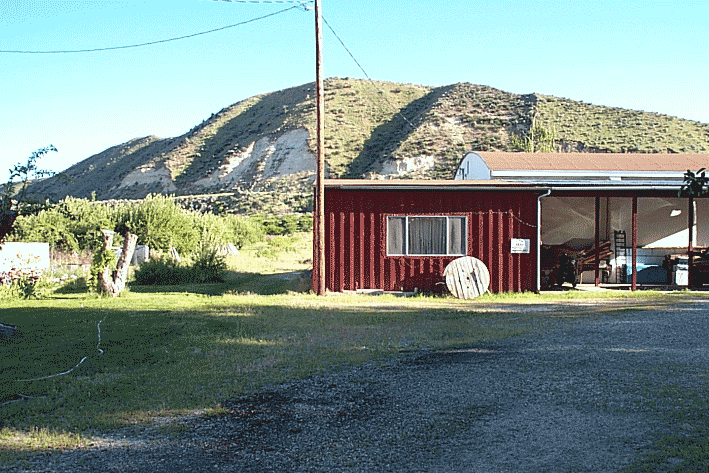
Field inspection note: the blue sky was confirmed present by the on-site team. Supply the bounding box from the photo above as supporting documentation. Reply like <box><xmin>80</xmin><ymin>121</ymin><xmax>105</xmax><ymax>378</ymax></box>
<box><xmin>1</xmin><ymin>0</ymin><xmax>708</xmax><ymax>176</ymax></box>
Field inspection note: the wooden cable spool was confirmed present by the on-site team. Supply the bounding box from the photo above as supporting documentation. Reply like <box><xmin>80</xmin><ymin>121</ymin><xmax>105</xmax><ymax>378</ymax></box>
<box><xmin>443</xmin><ymin>256</ymin><xmax>490</xmax><ymax>299</ymax></box>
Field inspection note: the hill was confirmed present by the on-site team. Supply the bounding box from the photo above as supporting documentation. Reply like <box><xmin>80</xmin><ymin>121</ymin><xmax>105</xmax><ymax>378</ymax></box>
<box><xmin>28</xmin><ymin>78</ymin><xmax>709</xmax><ymax>211</ymax></box>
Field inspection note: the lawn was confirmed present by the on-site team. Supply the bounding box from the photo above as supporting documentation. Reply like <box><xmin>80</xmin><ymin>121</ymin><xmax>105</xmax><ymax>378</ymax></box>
<box><xmin>0</xmin><ymin>233</ymin><xmax>702</xmax><ymax>467</ymax></box>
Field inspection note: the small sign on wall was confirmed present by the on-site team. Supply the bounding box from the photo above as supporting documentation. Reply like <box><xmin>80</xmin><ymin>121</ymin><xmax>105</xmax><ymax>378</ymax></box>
<box><xmin>510</xmin><ymin>238</ymin><xmax>530</xmax><ymax>254</ymax></box>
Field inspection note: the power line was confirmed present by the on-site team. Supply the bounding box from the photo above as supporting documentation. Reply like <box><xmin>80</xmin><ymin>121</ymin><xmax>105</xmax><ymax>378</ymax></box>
<box><xmin>322</xmin><ymin>16</ymin><xmax>419</xmax><ymax>131</ymax></box>
<box><xmin>0</xmin><ymin>5</ymin><xmax>306</xmax><ymax>54</ymax></box>
<box><xmin>216</xmin><ymin>0</ymin><xmax>312</xmax><ymax>4</ymax></box>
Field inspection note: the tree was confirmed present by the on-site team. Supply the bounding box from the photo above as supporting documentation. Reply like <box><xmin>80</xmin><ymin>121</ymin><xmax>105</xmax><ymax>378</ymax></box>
<box><xmin>115</xmin><ymin>194</ymin><xmax>198</xmax><ymax>254</ymax></box>
<box><xmin>679</xmin><ymin>168</ymin><xmax>709</xmax><ymax>198</ymax></box>
<box><xmin>93</xmin><ymin>229</ymin><xmax>137</xmax><ymax>297</ymax></box>
<box><xmin>0</xmin><ymin>146</ymin><xmax>57</xmax><ymax>338</ymax></box>
<box><xmin>0</xmin><ymin>145</ymin><xmax>57</xmax><ymax>243</ymax></box>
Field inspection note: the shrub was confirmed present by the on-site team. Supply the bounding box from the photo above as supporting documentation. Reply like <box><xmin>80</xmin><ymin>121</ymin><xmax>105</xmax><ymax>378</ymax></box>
<box><xmin>229</xmin><ymin>215</ymin><xmax>264</xmax><ymax>249</ymax></box>
<box><xmin>116</xmin><ymin>194</ymin><xmax>198</xmax><ymax>254</ymax></box>
<box><xmin>0</xmin><ymin>274</ymin><xmax>53</xmax><ymax>299</ymax></box>
<box><xmin>254</xmin><ymin>213</ymin><xmax>312</xmax><ymax>236</ymax></box>
<box><xmin>192</xmin><ymin>243</ymin><xmax>227</xmax><ymax>283</ymax></box>
<box><xmin>133</xmin><ymin>256</ymin><xmax>195</xmax><ymax>286</ymax></box>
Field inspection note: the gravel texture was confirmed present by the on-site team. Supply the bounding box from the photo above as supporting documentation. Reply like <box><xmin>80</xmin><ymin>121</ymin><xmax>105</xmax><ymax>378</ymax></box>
<box><xmin>8</xmin><ymin>299</ymin><xmax>709</xmax><ymax>472</ymax></box>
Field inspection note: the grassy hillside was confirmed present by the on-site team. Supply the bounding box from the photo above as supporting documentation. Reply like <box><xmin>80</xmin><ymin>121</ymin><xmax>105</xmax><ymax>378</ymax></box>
<box><xmin>535</xmin><ymin>95</ymin><xmax>709</xmax><ymax>153</ymax></box>
<box><xmin>386</xmin><ymin>83</ymin><xmax>534</xmax><ymax>179</ymax></box>
<box><xmin>27</xmin><ymin>78</ymin><xmax>709</xmax><ymax>207</ymax></box>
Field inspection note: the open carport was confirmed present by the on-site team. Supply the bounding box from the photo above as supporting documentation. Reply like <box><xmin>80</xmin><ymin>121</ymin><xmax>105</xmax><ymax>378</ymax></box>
<box><xmin>457</xmin><ymin>151</ymin><xmax>709</xmax><ymax>290</ymax></box>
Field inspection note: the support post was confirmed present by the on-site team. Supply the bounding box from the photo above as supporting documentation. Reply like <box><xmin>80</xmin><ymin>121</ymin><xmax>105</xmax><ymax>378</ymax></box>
<box><xmin>314</xmin><ymin>0</ymin><xmax>326</xmax><ymax>295</ymax></box>
<box><xmin>631</xmin><ymin>196</ymin><xmax>638</xmax><ymax>291</ymax></box>
<box><xmin>689</xmin><ymin>196</ymin><xmax>695</xmax><ymax>287</ymax></box>
<box><xmin>536</xmin><ymin>189</ymin><xmax>551</xmax><ymax>293</ymax></box>
<box><xmin>594</xmin><ymin>196</ymin><xmax>600</xmax><ymax>286</ymax></box>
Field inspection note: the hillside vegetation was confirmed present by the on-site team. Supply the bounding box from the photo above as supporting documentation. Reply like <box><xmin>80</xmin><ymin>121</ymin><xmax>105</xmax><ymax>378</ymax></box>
<box><xmin>28</xmin><ymin>78</ymin><xmax>709</xmax><ymax>210</ymax></box>
<box><xmin>536</xmin><ymin>95</ymin><xmax>709</xmax><ymax>153</ymax></box>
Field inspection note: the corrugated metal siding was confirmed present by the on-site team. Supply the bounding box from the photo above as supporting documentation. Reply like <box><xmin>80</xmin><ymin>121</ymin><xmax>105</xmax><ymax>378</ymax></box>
<box><xmin>318</xmin><ymin>188</ymin><xmax>540</xmax><ymax>293</ymax></box>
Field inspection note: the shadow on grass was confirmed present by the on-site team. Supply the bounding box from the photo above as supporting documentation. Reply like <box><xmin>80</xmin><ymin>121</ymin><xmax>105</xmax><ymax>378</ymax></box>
<box><xmin>127</xmin><ymin>270</ymin><xmax>312</xmax><ymax>296</ymax></box>
<box><xmin>2</xmin><ymin>289</ymin><xmax>690</xmax><ymax>468</ymax></box>
<box><xmin>0</xmin><ymin>294</ymin><xmax>540</xmax><ymax>437</ymax></box>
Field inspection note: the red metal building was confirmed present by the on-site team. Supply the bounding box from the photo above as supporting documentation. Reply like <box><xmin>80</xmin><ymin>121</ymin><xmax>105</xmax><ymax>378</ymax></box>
<box><xmin>314</xmin><ymin>153</ymin><xmax>709</xmax><ymax>294</ymax></box>
<box><xmin>313</xmin><ymin>179</ymin><xmax>546</xmax><ymax>294</ymax></box>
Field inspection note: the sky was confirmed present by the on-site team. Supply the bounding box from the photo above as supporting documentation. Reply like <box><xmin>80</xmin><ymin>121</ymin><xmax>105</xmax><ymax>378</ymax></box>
<box><xmin>1</xmin><ymin>0</ymin><xmax>708</xmax><ymax>177</ymax></box>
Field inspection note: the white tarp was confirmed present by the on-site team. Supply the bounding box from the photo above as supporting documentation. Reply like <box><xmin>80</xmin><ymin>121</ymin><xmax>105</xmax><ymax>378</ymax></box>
<box><xmin>0</xmin><ymin>242</ymin><xmax>50</xmax><ymax>273</ymax></box>
<box><xmin>542</xmin><ymin>197</ymin><xmax>709</xmax><ymax>248</ymax></box>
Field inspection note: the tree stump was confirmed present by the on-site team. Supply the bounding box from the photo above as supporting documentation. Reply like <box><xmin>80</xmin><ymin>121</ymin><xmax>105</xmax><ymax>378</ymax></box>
<box><xmin>99</xmin><ymin>230</ymin><xmax>138</xmax><ymax>297</ymax></box>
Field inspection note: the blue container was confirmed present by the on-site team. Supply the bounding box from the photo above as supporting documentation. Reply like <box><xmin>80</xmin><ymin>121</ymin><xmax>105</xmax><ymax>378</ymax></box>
<box><xmin>626</xmin><ymin>264</ymin><xmax>668</xmax><ymax>284</ymax></box>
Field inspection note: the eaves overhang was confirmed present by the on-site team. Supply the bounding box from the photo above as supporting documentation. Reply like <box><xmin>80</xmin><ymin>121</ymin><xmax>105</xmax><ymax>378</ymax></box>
<box><xmin>321</xmin><ymin>179</ymin><xmax>695</xmax><ymax>195</ymax></box>
<box><xmin>322</xmin><ymin>179</ymin><xmax>549</xmax><ymax>192</ymax></box>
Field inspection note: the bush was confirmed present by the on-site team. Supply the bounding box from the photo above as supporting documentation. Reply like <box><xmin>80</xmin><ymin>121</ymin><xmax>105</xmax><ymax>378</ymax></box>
<box><xmin>0</xmin><ymin>274</ymin><xmax>54</xmax><ymax>299</ymax></box>
<box><xmin>192</xmin><ymin>243</ymin><xmax>227</xmax><ymax>283</ymax></box>
<box><xmin>254</xmin><ymin>213</ymin><xmax>312</xmax><ymax>236</ymax></box>
<box><xmin>133</xmin><ymin>256</ymin><xmax>195</xmax><ymax>286</ymax></box>
<box><xmin>133</xmin><ymin>243</ymin><xmax>227</xmax><ymax>286</ymax></box>
<box><xmin>229</xmin><ymin>215</ymin><xmax>264</xmax><ymax>249</ymax></box>
<box><xmin>116</xmin><ymin>194</ymin><xmax>198</xmax><ymax>254</ymax></box>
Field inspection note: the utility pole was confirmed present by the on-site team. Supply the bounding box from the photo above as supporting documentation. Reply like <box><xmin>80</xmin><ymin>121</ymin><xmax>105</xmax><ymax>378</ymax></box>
<box><xmin>314</xmin><ymin>0</ymin><xmax>326</xmax><ymax>295</ymax></box>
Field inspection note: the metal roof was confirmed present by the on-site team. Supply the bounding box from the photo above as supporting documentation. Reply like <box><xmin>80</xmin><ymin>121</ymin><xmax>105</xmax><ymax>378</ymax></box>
<box><xmin>474</xmin><ymin>152</ymin><xmax>709</xmax><ymax>172</ymax></box>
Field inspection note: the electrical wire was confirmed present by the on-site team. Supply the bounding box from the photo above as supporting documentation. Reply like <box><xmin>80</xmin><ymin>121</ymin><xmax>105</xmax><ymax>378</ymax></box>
<box><xmin>322</xmin><ymin>16</ymin><xmax>420</xmax><ymax>131</ymax></box>
<box><xmin>3</xmin><ymin>3</ymin><xmax>425</xmax><ymax>134</ymax></box>
<box><xmin>0</xmin><ymin>5</ymin><xmax>305</xmax><ymax>54</ymax></box>
<box><xmin>215</xmin><ymin>0</ymin><xmax>312</xmax><ymax>4</ymax></box>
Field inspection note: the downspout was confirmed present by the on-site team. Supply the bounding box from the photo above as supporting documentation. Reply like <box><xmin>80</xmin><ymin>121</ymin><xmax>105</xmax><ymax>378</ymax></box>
<box><xmin>537</xmin><ymin>189</ymin><xmax>552</xmax><ymax>293</ymax></box>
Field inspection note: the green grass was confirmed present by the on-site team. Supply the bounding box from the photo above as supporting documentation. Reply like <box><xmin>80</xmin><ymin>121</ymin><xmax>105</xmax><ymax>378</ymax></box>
<box><xmin>619</xmin><ymin>367</ymin><xmax>709</xmax><ymax>473</ymax></box>
<box><xmin>0</xmin><ymin>235</ymin><xmax>703</xmax><ymax>468</ymax></box>
<box><xmin>0</xmin><ymin>292</ymin><xmax>542</xmax><ymax>464</ymax></box>
<box><xmin>0</xmin><ymin>293</ymin><xmax>688</xmax><ymax>467</ymax></box>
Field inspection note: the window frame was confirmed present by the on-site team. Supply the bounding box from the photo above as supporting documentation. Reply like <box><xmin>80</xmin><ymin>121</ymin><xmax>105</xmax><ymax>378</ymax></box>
<box><xmin>386</xmin><ymin>215</ymin><xmax>468</xmax><ymax>256</ymax></box>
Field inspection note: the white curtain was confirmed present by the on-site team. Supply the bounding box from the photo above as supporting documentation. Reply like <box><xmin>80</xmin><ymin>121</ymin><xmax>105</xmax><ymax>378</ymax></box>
<box><xmin>409</xmin><ymin>217</ymin><xmax>446</xmax><ymax>254</ymax></box>
<box><xmin>387</xmin><ymin>217</ymin><xmax>405</xmax><ymax>254</ymax></box>
<box><xmin>448</xmin><ymin>217</ymin><xmax>465</xmax><ymax>254</ymax></box>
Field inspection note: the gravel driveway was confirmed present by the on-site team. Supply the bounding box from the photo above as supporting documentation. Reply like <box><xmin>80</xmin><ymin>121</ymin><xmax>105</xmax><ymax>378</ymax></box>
<box><xmin>10</xmin><ymin>298</ymin><xmax>709</xmax><ymax>472</ymax></box>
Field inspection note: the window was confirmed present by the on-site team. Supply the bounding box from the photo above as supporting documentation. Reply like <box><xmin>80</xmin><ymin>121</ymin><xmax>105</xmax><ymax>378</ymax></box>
<box><xmin>387</xmin><ymin>216</ymin><xmax>466</xmax><ymax>256</ymax></box>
